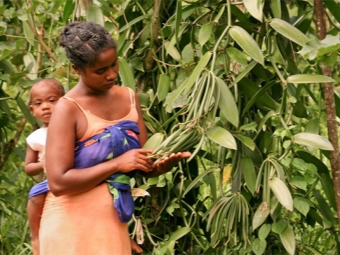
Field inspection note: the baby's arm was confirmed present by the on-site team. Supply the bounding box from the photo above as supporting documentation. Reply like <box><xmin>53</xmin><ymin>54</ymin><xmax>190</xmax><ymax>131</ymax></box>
<box><xmin>25</xmin><ymin>145</ymin><xmax>44</xmax><ymax>176</ymax></box>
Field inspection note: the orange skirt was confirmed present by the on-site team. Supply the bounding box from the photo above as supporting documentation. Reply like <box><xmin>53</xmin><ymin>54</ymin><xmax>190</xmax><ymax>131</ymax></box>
<box><xmin>39</xmin><ymin>183</ymin><xmax>131</xmax><ymax>255</ymax></box>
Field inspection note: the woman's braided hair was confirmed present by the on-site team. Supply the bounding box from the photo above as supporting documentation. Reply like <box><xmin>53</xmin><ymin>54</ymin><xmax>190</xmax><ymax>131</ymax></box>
<box><xmin>60</xmin><ymin>22</ymin><xmax>117</xmax><ymax>70</ymax></box>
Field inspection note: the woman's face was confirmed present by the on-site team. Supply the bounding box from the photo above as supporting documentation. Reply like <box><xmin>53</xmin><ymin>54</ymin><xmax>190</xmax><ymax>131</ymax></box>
<box><xmin>76</xmin><ymin>48</ymin><xmax>119</xmax><ymax>92</ymax></box>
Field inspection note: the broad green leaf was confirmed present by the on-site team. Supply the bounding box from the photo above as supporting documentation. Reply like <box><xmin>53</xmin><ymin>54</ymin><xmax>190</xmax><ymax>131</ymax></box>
<box><xmin>199</xmin><ymin>23</ymin><xmax>213</xmax><ymax>46</ymax></box>
<box><xmin>269</xmin><ymin>177</ymin><xmax>293</xmax><ymax>211</ymax></box>
<box><xmin>216</xmin><ymin>77</ymin><xmax>239</xmax><ymax>127</ymax></box>
<box><xmin>238</xmin><ymin>78</ymin><xmax>278</xmax><ymax>112</ymax></box>
<box><xmin>143</xmin><ymin>133</ymin><xmax>165</xmax><ymax>150</ymax></box>
<box><xmin>270</xmin><ymin>0</ymin><xmax>281</xmax><ymax>19</ymax></box>
<box><xmin>164</xmin><ymin>41</ymin><xmax>181</xmax><ymax>62</ymax></box>
<box><xmin>242</xmin><ymin>80</ymin><xmax>279</xmax><ymax>116</ymax></box>
<box><xmin>324</xmin><ymin>0</ymin><xmax>340</xmax><ymax>24</ymax></box>
<box><xmin>0</xmin><ymin>21</ymin><xmax>7</xmax><ymax>36</ymax></box>
<box><xmin>22</xmin><ymin>21</ymin><xmax>34</xmax><ymax>46</ymax></box>
<box><xmin>272</xmin><ymin>219</ymin><xmax>287</xmax><ymax>234</ymax></box>
<box><xmin>240</xmin><ymin>157</ymin><xmax>256</xmax><ymax>195</ymax></box>
<box><xmin>290</xmin><ymin>176</ymin><xmax>307</xmax><ymax>191</ymax></box>
<box><xmin>269</xmin><ymin>18</ymin><xmax>310</xmax><ymax>46</ymax></box>
<box><xmin>292</xmin><ymin>133</ymin><xmax>334</xmax><ymax>151</ymax></box>
<box><xmin>294</xmin><ymin>197</ymin><xmax>310</xmax><ymax>216</ymax></box>
<box><xmin>305</xmin><ymin>118</ymin><xmax>320</xmax><ymax>134</ymax></box>
<box><xmin>252</xmin><ymin>238</ymin><xmax>267</xmax><ymax>255</ymax></box>
<box><xmin>157</xmin><ymin>74</ymin><xmax>170</xmax><ymax>102</ymax></box>
<box><xmin>118</xmin><ymin>57</ymin><xmax>135</xmax><ymax>89</ymax></box>
<box><xmin>243</xmin><ymin>0</ymin><xmax>263</xmax><ymax>22</ymax></box>
<box><xmin>299</xmin><ymin>35</ymin><xmax>340</xmax><ymax>60</ymax></box>
<box><xmin>229</xmin><ymin>26</ymin><xmax>264</xmax><ymax>65</ymax></box>
<box><xmin>16</xmin><ymin>97</ymin><xmax>35</xmax><ymax>127</ymax></box>
<box><xmin>87</xmin><ymin>6</ymin><xmax>104</xmax><ymax>27</ymax></box>
<box><xmin>50</xmin><ymin>0</ymin><xmax>64</xmax><ymax>14</ymax></box>
<box><xmin>206</xmin><ymin>126</ymin><xmax>237</xmax><ymax>150</ymax></box>
<box><xmin>235</xmin><ymin>134</ymin><xmax>255</xmax><ymax>151</ymax></box>
<box><xmin>23</xmin><ymin>53</ymin><xmax>37</xmax><ymax>80</ymax></box>
<box><xmin>313</xmin><ymin>190</ymin><xmax>337</xmax><ymax>225</ymax></box>
<box><xmin>280</xmin><ymin>224</ymin><xmax>296</xmax><ymax>255</ymax></box>
<box><xmin>63</xmin><ymin>0</ymin><xmax>75</xmax><ymax>22</ymax></box>
<box><xmin>118</xmin><ymin>14</ymin><xmax>150</xmax><ymax>33</ymax></box>
<box><xmin>253</xmin><ymin>202</ymin><xmax>270</xmax><ymax>230</ymax></box>
<box><xmin>258</xmin><ymin>224</ymin><xmax>271</xmax><ymax>240</ymax></box>
<box><xmin>287</xmin><ymin>74</ymin><xmax>335</xmax><ymax>84</ymax></box>
<box><xmin>167</xmin><ymin>227</ymin><xmax>191</xmax><ymax>243</ymax></box>
<box><xmin>226</xmin><ymin>47</ymin><xmax>248</xmax><ymax>65</ymax></box>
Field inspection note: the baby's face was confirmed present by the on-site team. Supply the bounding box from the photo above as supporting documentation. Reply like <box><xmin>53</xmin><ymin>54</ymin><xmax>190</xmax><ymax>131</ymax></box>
<box><xmin>29</xmin><ymin>84</ymin><xmax>62</xmax><ymax>125</ymax></box>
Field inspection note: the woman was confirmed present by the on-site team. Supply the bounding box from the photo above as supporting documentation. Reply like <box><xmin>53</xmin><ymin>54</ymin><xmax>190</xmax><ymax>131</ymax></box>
<box><xmin>41</xmin><ymin>21</ymin><xmax>190</xmax><ymax>254</ymax></box>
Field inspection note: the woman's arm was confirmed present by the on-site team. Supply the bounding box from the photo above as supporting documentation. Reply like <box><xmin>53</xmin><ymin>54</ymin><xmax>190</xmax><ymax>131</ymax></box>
<box><xmin>24</xmin><ymin>145</ymin><xmax>44</xmax><ymax>176</ymax></box>
<box><xmin>45</xmin><ymin>99</ymin><xmax>153</xmax><ymax>196</ymax></box>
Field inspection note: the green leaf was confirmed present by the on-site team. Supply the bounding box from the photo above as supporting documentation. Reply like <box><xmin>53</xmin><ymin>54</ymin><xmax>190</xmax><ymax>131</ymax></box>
<box><xmin>294</xmin><ymin>197</ymin><xmax>310</xmax><ymax>216</ymax></box>
<box><xmin>118</xmin><ymin>14</ymin><xmax>150</xmax><ymax>33</ymax></box>
<box><xmin>272</xmin><ymin>219</ymin><xmax>287</xmax><ymax>234</ymax></box>
<box><xmin>270</xmin><ymin>18</ymin><xmax>310</xmax><ymax>46</ymax></box>
<box><xmin>50</xmin><ymin>0</ymin><xmax>65</xmax><ymax>14</ymax></box>
<box><xmin>292</xmin><ymin>133</ymin><xmax>334</xmax><ymax>151</ymax></box>
<box><xmin>270</xmin><ymin>0</ymin><xmax>281</xmax><ymax>19</ymax></box>
<box><xmin>240</xmin><ymin>156</ymin><xmax>256</xmax><ymax>195</ymax></box>
<box><xmin>252</xmin><ymin>238</ymin><xmax>267</xmax><ymax>255</ymax></box>
<box><xmin>243</xmin><ymin>0</ymin><xmax>263</xmax><ymax>22</ymax></box>
<box><xmin>87</xmin><ymin>6</ymin><xmax>104</xmax><ymax>27</ymax></box>
<box><xmin>253</xmin><ymin>202</ymin><xmax>270</xmax><ymax>230</ymax></box>
<box><xmin>22</xmin><ymin>21</ymin><xmax>34</xmax><ymax>46</ymax></box>
<box><xmin>299</xmin><ymin>35</ymin><xmax>340</xmax><ymax>60</ymax></box>
<box><xmin>118</xmin><ymin>57</ymin><xmax>135</xmax><ymax>89</ymax></box>
<box><xmin>167</xmin><ymin>227</ymin><xmax>191</xmax><ymax>243</ymax></box>
<box><xmin>157</xmin><ymin>74</ymin><xmax>170</xmax><ymax>102</ymax></box>
<box><xmin>324</xmin><ymin>0</ymin><xmax>340</xmax><ymax>24</ymax></box>
<box><xmin>63</xmin><ymin>0</ymin><xmax>75</xmax><ymax>22</ymax></box>
<box><xmin>16</xmin><ymin>97</ymin><xmax>35</xmax><ymax>127</ymax></box>
<box><xmin>269</xmin><ymin>177</ymin><xmax>293</xmax><ymax>211</ymax></box>
<box><xmin>290</xmin><ymin>176</ymin><xmax>307</xmax><ymax>191</ymax></box>
<box><xmin>226</xmin><ymin>47</ymin><xmax>248</xmax><ymax>65</ymax></box>
<box><xmin>229</xmin><ymin>26</ymin><xmax>264</xmax><ymax>65</ymax></box>
<box><xmin>258</xmin><ymin>224</ymin><xmax>271</xmax><ymax>240</ymax></box>
<box><xmin>287</xmin><ymin>74</ymin><xmax>335</xmax><ymax>84</ymax></box>
<box><xmin>206</xmin><ymin>126</ymin><xmax>237</xmax><ymax>150</ymax></box>
<box><xmin>199</xmin><ymin>23</ymin><xmax>213</xmax><ymax>46</ymax></box>
<box><xmin>216</xmin><ymin>77</ymin><xmax>239</xmax><ymax>127</ymax></box>
<box><xmin>313</xmin><ymin>190</ymin><xmax>336</xmax><ymax>225</ymax></box>
<box><xmin>164</xmin><ymin>41</ymin><xmax>181</xmax><ymax>62</ymax></box>
<box><xmin>280</xmin><ymin>224</ymin><xmax>296</xmax><ymax>255</ymax></box>
<box><xmin>235</xmin><ymin>134</ymin><xmax>255</xmax><ymax>151</ymax></box>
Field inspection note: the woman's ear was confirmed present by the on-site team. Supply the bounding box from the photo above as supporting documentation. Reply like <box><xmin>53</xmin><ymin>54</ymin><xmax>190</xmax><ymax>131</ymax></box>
<box><xmin>72</xmin><ymin>64</ymin><xmax>81</xmax><ymax>75</ymax></box>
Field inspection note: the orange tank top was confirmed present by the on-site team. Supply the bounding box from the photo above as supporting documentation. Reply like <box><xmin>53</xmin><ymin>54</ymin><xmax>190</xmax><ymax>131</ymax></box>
<box><xmin>62</xmin><ymin>88</ymin><xmax>139</xmax><ymax>142</ymax></box>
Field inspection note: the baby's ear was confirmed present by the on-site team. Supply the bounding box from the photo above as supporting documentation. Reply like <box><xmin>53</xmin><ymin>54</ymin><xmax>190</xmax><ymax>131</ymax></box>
<box><xmin>72</xmin><ymin>64</ymin><xmax>80</xmax><ymax>75</ymax></box>
<box><xmin>29</xmin><ymin>105</ymin><xmax>34</xmax><ymax>115</ymax></box>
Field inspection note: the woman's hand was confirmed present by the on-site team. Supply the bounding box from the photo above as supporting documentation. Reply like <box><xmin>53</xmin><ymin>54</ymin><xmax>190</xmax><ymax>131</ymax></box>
<box><xmin>114</xmin><ymin>148</ymin><xmax>154</xmax><ymax>174</ymax></box>
<box><xmin>142</xmin><ymin>152</ymin><xmax>192</xmax><ymax>178</ymax></box>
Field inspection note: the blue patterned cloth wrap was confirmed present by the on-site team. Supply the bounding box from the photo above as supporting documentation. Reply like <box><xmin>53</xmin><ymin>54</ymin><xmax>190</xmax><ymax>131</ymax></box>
<box><xmin>28</xmin><ymin>120</ymin><xmax>141</xmax><ymax>223</ymax></box>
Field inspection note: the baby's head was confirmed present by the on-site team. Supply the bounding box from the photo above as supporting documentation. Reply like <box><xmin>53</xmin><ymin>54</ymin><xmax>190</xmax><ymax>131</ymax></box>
<box><xmin>29</xmin><ymin>78</ymin><xmax>65</xmax><ymax>126</ymax></box>
<box><xmin>60</xmin><ymin>22</ymin><xmax>117</xmax><ymax>70</ymax></box>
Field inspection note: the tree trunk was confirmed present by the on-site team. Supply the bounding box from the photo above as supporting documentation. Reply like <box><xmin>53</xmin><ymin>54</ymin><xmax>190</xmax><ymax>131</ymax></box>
<box><xmin>314</xmin><ymin>0</ymin><xmax>340</xmax><ymax>229</ymax></box>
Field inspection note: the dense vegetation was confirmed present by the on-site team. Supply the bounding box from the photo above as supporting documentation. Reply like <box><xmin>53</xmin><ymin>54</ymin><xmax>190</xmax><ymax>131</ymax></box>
<box><xmin>1</xmin><ymin>0</ymin><xmax>340</xmax><ymax>254</ymax></box>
